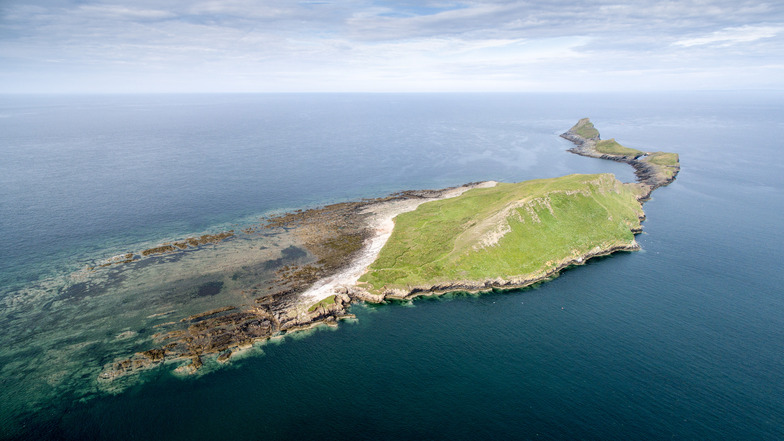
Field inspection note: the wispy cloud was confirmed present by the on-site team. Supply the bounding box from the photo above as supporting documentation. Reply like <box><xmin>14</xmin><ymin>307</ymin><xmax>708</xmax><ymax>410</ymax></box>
<box><xmin>1</xmin><ymin>0</ymin><xmax>783</xmax><ymax>92</ymax></box>
<box><xmin>673</xmin><ymin>24</ymin><xmax>782</xmax><ymax>47</ymax></box>
<box><xmin>76</xmin><ymin>4</ymin><xmax>176</xmax><ymax>20</ymax></box>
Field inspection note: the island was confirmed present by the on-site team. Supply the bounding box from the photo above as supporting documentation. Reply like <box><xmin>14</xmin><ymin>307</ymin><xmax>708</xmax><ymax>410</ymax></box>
<box><xmin>561</xmin><ymin>118</ymin><xmax>680</xmax><ymax>199</ymax></box>
<box><xmin>98</xmin><ymin>118</ymin><xmax>680</xmax><ymax>381</ymax></box>
<box><xmin>358</xmin><ymin>173</ymin><xmax>644</xmax><ymax>298</ymax></box>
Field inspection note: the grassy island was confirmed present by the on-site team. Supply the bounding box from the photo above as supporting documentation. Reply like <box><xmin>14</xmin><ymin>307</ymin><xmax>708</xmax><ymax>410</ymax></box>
<box><xmin>561</xmin><ymin>118</ymin><xmax>680</xmax><ymax>196</ymax></box>
<box><xmin>359</xmin><ymin>173</ymin><xmax>644</xmax><ymax>293</ymax></box>
<box><xmin>99</xmin><ymin>118</ymin><xmax>680</xmax><ymax>381</ymax></box>
<box><xmin>595</xmin><ymin>138</ymin><xmax>644</xmax><ymax>157</ymax></box>
<box><xmin>570</xmin><ymin>118</ymin><xmax>600</xmax><ymax>139</ymax></box>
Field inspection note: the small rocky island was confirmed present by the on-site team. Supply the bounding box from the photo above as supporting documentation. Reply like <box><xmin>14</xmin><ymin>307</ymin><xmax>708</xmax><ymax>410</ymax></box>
<box><xmin>561</xmin><ymin>118</ymin><xmax>680</xmax><ymax>199</ymax></box>
<box><xmin>99</xmin><ymin>118</ymin><xmax>680</xmax><ymax>381</ymax></box>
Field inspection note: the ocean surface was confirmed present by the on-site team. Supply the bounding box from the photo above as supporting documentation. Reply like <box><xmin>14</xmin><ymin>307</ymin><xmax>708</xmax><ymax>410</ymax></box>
<box><xmin>0</xmin><ymin>92</ymin><xmax>782</xmax><ymax>440</ymax></box>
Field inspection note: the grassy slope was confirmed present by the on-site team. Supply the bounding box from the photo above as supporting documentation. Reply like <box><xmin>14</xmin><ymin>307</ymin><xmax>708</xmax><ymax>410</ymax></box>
<box><xmin>308</xmin><ymin>295</ymin><xmax>336</xmax><ymax>312</ymax></box>
<box><xmin>595</xmin><ymin>138</ymin><xmax>644</xmax><ymax>157</ymax></box>
<box><xmin>642</xmin><ymin>152</ymin><xmax>680</xmax><ymax>180</ymax></box>
<box><xmin>644</xmin><ymin>152</ymin><xmax>679</xmax><ymax>166</ymax></box>
<box><xmin>359</xmin><ymin>174</ymin><xmax>644</xmax><ymax>292</ymax></box>
<box><xmin>572</xmin><ymin>118</ymin><xmax>600</xmax><ymax>139</ymax></box>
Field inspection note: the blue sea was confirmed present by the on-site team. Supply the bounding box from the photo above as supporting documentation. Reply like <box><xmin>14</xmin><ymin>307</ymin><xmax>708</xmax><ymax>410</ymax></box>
<box><xmin>1</xmin><ymin>92</ymin><xmax>782</xmax><ymax>440</ymax></box>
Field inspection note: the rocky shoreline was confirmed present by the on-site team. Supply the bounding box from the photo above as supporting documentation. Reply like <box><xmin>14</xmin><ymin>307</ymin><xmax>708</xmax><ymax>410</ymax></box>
<box><xmin>98</xmin><ymin>118</ymin><xmax>680</xmax><ymax>382</ymax></box>
<box><xmin>560</xmin><ymin>118</ymin><xmax>680</xmax><ymax>200</ymax></box>
<box><xmin>98</xmin><ymin>182</ymin><xmax>495</xmax><ymax>381</ymax></box>
<box><xmin>356</xmin><ymin>242</ymin><xmax>641</xmax><ymax>301</ymax></box>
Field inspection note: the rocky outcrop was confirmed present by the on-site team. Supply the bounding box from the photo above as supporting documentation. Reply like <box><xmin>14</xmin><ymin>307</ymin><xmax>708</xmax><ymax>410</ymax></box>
<box><xmin>561</xmin><ymin>118</ymin><xmax>680</xmax><ymax>200</ymax></box>
<box><xmin>87</xmin><ymin>232</ymin><xmax>236</xmax><ymax>271</ymax></box>
<box><xmin>343</xmin><ymin>286</ymin><xmax>385</xmax><ymax>303</ymax></box>
<box><xmin>99</xmin><ymin>295</ymin><xmax>354</xmax><ymax>381</ymax></box>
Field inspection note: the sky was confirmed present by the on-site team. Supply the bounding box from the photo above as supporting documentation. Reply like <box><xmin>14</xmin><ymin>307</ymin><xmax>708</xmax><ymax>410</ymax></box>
<box><xmin>1</xmin><ymin>0</ymin><xmax>783</xmax><ymax>93</ymax></box>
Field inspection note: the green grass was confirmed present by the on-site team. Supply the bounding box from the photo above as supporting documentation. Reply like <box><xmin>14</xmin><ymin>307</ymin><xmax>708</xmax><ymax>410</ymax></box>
<box><xmin>359</xmin><ymin>174</ymin><xmax>644</xmax><ymax>292</ymax></box>
<box><xmin>307</xmin><ymin>295</ymin><xmax>336</xmax><ymax>312</ymax></box>
<box><xmin>595</xmin><ymin>138</ymin><xmax>644</xmax><ymax>157</ymax></box>
<box><xmin>644</xmin><ymin>152</ymin><xmax>679</xmax><ymax>166</ymax></box>
<box><xmin>641</xmin><ymin>152</ymin><xmax>680</xmax><ymax>180</ymax></box>
<box><xmin>570</xmin><ymin>118</ymin><xmax>600</xmax><ymax>139</ymax></box>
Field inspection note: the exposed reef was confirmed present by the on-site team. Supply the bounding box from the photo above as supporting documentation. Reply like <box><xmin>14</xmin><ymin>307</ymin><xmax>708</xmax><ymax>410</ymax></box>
<box><xmin>87</xmin><ymin>232</ymin><xmax>236</xmax><ymax>271</ymax></box>
<box><xmin>98</xmin><ymin>118</ymin><xmax>679</xmax><ymax>382</ymax></box>
<box><xmin>100</xmin><ymin>297</ymin><xmax>356</xmax><ymax>380</ymax></box>
<box><xmin>99</xmin><ymin>183</ymin><xmax>492</xmax><ymax>381</ymax></box>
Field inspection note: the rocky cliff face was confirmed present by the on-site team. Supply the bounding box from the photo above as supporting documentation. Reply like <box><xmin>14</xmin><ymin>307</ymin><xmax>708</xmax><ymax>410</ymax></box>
<box><xmin>99</xmin><ymin>294</ymin><xmax>355</xmax><ymax>382</ymax></box>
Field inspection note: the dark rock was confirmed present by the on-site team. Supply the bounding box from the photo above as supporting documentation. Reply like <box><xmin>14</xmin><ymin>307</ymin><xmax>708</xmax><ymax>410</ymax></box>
<box><xmin>194</xmin><ymin>281</ymin><xmax>223</xmax><ymax>297</ymax></box>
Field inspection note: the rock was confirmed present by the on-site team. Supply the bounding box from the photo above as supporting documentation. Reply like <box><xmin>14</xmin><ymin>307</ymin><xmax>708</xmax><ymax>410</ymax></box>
<box><xmin>217</xmin><ymin>351</ymin><xmax>232</xmax><ymax>363</ymax></box>
<box><xmin>561</xmin><ymin>118</ymin><xmax>679</xmax><ymax>198</ymax></box>
<box><xmin>174</xmin><ymin>356</ymin><xmax>203</xmax><ymax>375</ymax></box>
<box><xmin>348</xmin><ymin>287</ymin><xmax>385</xmax><ymax>303</ymax></box>
<box><xmin>141</xmin><ymin>348</ymin><xmax>166</xmax><ymax>362</ymax></box>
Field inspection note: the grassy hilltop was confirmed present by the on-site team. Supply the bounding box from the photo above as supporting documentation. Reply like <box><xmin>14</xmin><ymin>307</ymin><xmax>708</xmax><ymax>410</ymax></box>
<box><xmin>595</xmin><ymin>139</ymin><xmax>644</xmax><ymax>157</ymax></box>
<box><xmin>359</xmin><ymin>173</ymin><xmax>644</xmax><ymax>293</ymax></box>
<box><xmin>570</xmin><ymin>118</ymin><xmax>600</xmax><ymax>139</ymax></box>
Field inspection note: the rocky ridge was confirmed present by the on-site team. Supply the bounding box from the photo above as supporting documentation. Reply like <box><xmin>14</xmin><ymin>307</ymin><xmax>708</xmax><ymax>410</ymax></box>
<box><xmin>561</xmin><ymin>118</ymin><xmax>680</xmax><ymax>200</ymax></box>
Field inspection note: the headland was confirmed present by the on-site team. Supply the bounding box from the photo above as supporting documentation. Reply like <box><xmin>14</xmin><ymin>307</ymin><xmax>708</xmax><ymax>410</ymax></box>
<box><xmin>98</xmin><ymin>118</ymin><xmax>680</xmax><ymax>381</ymax></box>
<box><xmin>561</xmin><ymin>118</ymin><xmax>680</xmax><ymax>200</ymax></box>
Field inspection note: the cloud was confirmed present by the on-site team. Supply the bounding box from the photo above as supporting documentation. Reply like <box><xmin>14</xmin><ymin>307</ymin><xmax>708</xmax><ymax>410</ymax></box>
<box><xmin>1</xmin><ymin>0</ymin><xmax>783</xmax><ymax>92</ymax></box>
<box><xmin>673</xmin><ymin>25</ymin><xmax>783</xmax><ymax>47</ymax></box>
<box><xmin>343</xmin><ymin>1</ymin><xmax>781</xmax><ymax>41</ymax></box>
<box><xmin>76</xmin><ymin>4</ymin><xmax>176</xmax><ymax>20</ymax></box>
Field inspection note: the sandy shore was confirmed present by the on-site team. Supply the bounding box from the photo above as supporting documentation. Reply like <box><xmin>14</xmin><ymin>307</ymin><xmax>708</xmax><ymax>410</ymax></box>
<box><xmin>297</xmin><ymin>181</ymin><xmax>498</xmax><ymax>307</ymax></box>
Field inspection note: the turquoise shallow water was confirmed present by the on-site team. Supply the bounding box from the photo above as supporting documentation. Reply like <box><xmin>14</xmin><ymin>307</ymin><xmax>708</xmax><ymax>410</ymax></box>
<box><xmin>1</xmin><ymin>92</ymin><xmax>783</xmax><ymax>440</ymax></box>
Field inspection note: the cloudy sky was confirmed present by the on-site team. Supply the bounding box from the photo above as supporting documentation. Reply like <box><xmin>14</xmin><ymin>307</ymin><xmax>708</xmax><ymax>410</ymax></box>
<box><xmin>1</xmin><ymin>0</ymin><xmax>782</xmax><ymax>93</ymax></box>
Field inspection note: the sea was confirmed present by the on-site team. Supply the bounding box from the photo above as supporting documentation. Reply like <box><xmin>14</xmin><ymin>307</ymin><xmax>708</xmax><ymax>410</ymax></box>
<box><xmin>0</xmin><ymin>92</ymin><xmax>782</xmax><ymax>440</ymax></box>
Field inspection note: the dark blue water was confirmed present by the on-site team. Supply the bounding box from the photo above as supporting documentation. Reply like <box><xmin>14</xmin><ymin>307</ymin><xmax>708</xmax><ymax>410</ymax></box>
<box><xmin>1</xmin><ymin>92</ymin><xmax>782</xmax><ymax>440</ymax></box>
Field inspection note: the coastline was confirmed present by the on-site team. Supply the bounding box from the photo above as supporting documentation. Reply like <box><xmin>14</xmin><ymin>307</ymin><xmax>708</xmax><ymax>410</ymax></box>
<box><xmin>98</xmin><ymin>181</ymin><xmax>499</xmax><ymax>381</ymax></box>
<box><xmin>356</xmin><ymin>241</ymin><xmax>641</xmax><ymax>302</ymax></box>
<box><xmin>560</xmin><ymin>118</ymin><xmax>680</xmax><ymax>200</ymax></box>
<box><xmin>98</xmin><ymin>118</ymin><xmax>679</xmax><ymax>382</ymax></box>
<box><xmin>296</xmin><ymin>181</ymin><xmax>498</xmax><ymax>307</ymax></box>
